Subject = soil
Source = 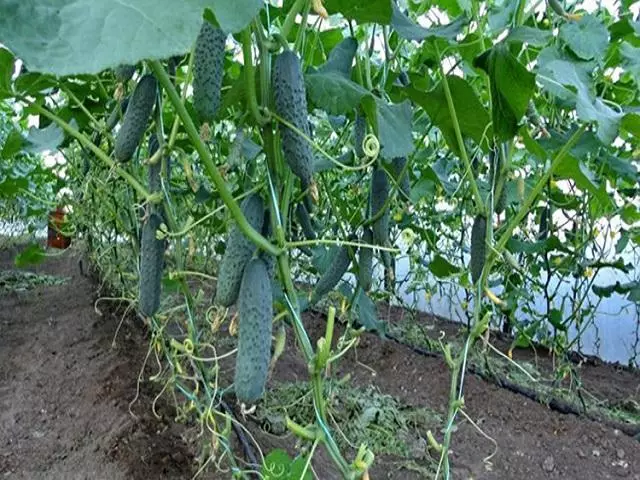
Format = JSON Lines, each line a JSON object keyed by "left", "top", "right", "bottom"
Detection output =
{"left": 0, "top": 246, "right": 639, "bottom": 480}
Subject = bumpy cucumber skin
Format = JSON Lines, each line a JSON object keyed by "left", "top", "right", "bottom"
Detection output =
{"left": 296, "top": 203, "right": 316, "bottom": 240}
{"left": 391, "top": 157, "right": 410, "bottom": 199}
{"left": 273, "top": 51, "right": 314, "bottom": 187}
{"left": 193, "top": 21, "right": 227, "bottom": 124}
{"left": 114, "top": 74, "right": 157, "bottom": 162}
{"left": 311, "top": 243, "right": 355, "bottom": 304}
{"left": 470, "top": 215, "right": 487, "bottom": 284}
{"left": 214, "top": 194, "right": 265, "bottom": 307}
{"left": 139, "top": 210, "right": 164, "bottom": 317}
{"left": 538, "top": 206, "right": 549, "bottom": 240}
{"left": 358, "top": 228, "right": 374, "bottom": 292}
{"left": 353, "top": 112, "right": 365, "bottom": 158}
{"left": 234, "top": 258, "right": 273, "bottom": 404}
{"left": 114, "top": 64, "right": 135, "bottom": 83}
{"left": 370, "top": 168, "right": 390, "bottom": 245}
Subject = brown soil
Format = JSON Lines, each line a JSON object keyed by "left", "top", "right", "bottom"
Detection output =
{"left": 0, "top": 247, "right": 639, "bottom": 480}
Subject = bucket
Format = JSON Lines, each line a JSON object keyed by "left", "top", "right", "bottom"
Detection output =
{"left": 47, "top": 207, "right": 71, "bottom": 249}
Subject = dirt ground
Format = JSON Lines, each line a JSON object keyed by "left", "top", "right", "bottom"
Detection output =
{"left": 0, "top": 246, "right": 638, "bottom": 479}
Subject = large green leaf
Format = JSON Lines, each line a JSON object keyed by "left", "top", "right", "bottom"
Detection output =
{"left": 620, "top": 42, "right": 640, "bottom": 86}
{"left": 0, "top": 0, "right": 262, "bottom": 76}
{"left": 323, "top": 0, "right": 392, "bottom": 24}
{"left": 1, "top": 128, "right": 24, "bottom": 159}
{"left": 391, "top": 3, "right": 467, "bottom": 42}
{"left": 405, "top": 76, "right": 491, "bottom": 155}
{"left": 305, "top": 72, "right": 370, "bottom": 115}
{"left": 24, "top": 122, "right": 65, "bottom": 153}
{"left": 559, "top": 14, "right": 609, "bottom": 62}
{"left": 0, "top": 47, "right": 14, "bottom": 98}
{"left": 506, "top": 26, "right": 553, "bottom": 47}
{"left": 593, "top": 281, "right": 640, "bottom": 303}
{"left": 429, "top": 254, "right": 461, "bottom": 278}
{"left": 317, "top": 37, "right": 358, "bottom": 77}
{"left": 374, "top": 99, "right": 414, "bottom": 159}
{"left": 474, "top": 43, "right": 535, "bottom": 141}
{"left": 537, "top": 47, "right": 621, "bottom": 143}
{"left": 554, "top": 155, "right": 613, "bottom": 209}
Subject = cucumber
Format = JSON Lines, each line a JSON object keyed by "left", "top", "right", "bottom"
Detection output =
{"left": 114, "top": 74, "right": 157, "bottom": 162}
{"left": 391, "top": 157, "right": 410, "bottom": 199}
{"left": 193, "top": 21, "right": 227, "bottom": 124}
{"left": 311, "top": 242, "right": 355, "bottom": 304}
{"left": 358, "top": 228, "right": 374, "bottom": 292}
{"left": 538, "top": 205, "right": 550, "bottom": 240}
{"left": 370, "top": 167, "right": 390, "bottom": 245}
{"left": 114, "top": 64, "right": 135, "bottom": 83}
{"left": 139, "top": 211, "right": 164, "bottom": 317}
{"left": 495, "top": 189, "right": 506, "bottom": 214}
{"left": 295, "top": 203, "right": 316, "bottom": 240}
{"left": 214, "top": 194, "right": 265, "bottom": 307}
{"left": 234, "top": 258, "right": 273, "bottom": 404}
{"left": 470, "top": 214, "right": 487, "bottom": 284}
{"left": 353, "top": 111, "right": 365, "bottom": 158}
{"left": 273, "top": 50, "right": 314, "bottom": 187}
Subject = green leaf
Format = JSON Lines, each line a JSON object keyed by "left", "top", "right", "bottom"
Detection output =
{"left": 405, "top": 77, "right": 491, "bottom": 155}
{"left": 374, "top": 99, "right": 414, "bottom": 160}
{"left": 323, "top": 0, "right": 393, "bottom": 25}
{"left": 353, "top": 290, "right": 386, "bottom": 333}
{"left": 506, "top": 26, "right": 553, "bottom": 47}
{"left": 1, "top": 128, "right": 25, "bottom": 159}
{"left": 318, "top": 37, "right": 358, "bottom": 77}
{"left": 15, "top": 243, "right": 46, "bottom": 268}
{"left": 24, "top": 122, "right": 65, "bottom": 153}
{"left": 391, "top": 3, "right": 467, "bottom": 42}
{"left": 592, "top": 281, "right": 640, "bottom": 303}
{"left": 429, "top": 254, "right": 461, "bottom": 278}
{"left": 305, "top": 72, "right": 370, "bottom": 115}
{"left": 474, "top": 43, "right": 535, "bottom": 141}
{"left": 0, "top": 0, "right": 261, "bottom": 76}
{"left": 261, "top": 449, "right": 312, "bottom": 480}
{"left": 0, "top": 47, "right": 14, "bottom": 97}
{"left": 554, "top": 155, "right": 613, "bottom": 209}
{"left": 621, "top": 113, "right": 640, "bottom": 139}
{"left": 208, "top": 0, "right": 263, "bottom": 34}
{"left": 575, "top": 93, "right": 622, "bottom": 144}
{"left": 559, "top": 14, "right": 609, "bottom": 61}
{"left": 548, "top": 309, "right": 566, "bottom": 331}
{"left": 620, "top": 42, "right": 640, "bottom": 86}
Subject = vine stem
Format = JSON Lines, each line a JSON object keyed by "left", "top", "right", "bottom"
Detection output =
{"left": 27, "top": 101, "right": 153, "bottom": 202}
{"left": 241, "top": 28, "right": 268, "bottom": 125}
{"left": 287, "top": 238, "right": 399, "bottom": 252}
{"left": 148, "top": 60, "right": 280, "bottom": 257}
{"left": 281, "top": 0, "right": 308, "bottom": 40}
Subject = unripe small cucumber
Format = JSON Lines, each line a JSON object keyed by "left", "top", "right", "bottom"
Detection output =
{"left": 193, "top": 21, "right": 227, "bottom": 124}
{"left": 273, "top": 50, "right": 314, "bottom": 187}
{"left": 311, "top": 241, "right": 356, "bottom": 304}
{"left": 370, "top": 167, "right": 390, "bottom": 246}
{"left": 358, "top": 228, "right": 374, "bottom": 291}
{"left": 295, "top": 203, "right": 316, "bottom": 240}
{"left": 114, "top": 74, "right": 157, "bottom": 162}
{"left": 139, "top": 211, "right": 164, "bottom": 317}
{"left": 234, "top": 258, "right": 273, "bottom": 404}
{"left": 214, "top": 194, "right": 265, "bottom": 307}
{"left": 470, "top": 214, "right": 487, "bottom": 284}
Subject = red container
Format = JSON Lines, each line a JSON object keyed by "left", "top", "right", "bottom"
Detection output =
{"left": 47, "top": 207, "right": 71, "bottom": 249}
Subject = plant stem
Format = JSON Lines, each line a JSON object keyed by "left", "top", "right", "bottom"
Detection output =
{"left": 241, "top": 28, "right": 268, "bottom": 125}
{"left": 28, "top": 102, "right": 152, "bottom": 202}
{"left": 281, "top": 0, "right": 308, "bottom": 40}
{"left": 148, "top": 60, "right": 280, "bottom": 257}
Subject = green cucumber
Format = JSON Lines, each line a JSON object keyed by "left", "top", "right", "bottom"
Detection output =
{"left": 353, "top": 111, "right": 366, "bottom": 158}
{"left": 234, "top": 258, "right": 273, "bottom": 404}
{"left": 114, "top": 74, "right": 157, "bottom": 162}
{"left": 193, "top": 21, "right": 227, "bottom": 124}
{"left": 358, "top": 228, "right": 374, "bottom": 292}
{"left": 470, "top": 214, "right": 487, "bottom": 284}
{"left": 273, "top": 50, "right": 314, "bottom": 187}
{"left": 311, "top": 242, "right": 356, "bottom": 304}
{"left": 390, "top": 157, "right": 410, "bottom": 199}
{"left": 295, "top": 203, "right": 316, "bottom": 240}
{"left": 370, "top": 167, "right": 390, "bottom": 246}
{"left": 214, "top": 194, "right": 265, "bottom": 307}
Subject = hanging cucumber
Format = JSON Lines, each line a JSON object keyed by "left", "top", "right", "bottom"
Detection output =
{"left": 214, "top": 194, "right": 265, "bottom": 307}
{"left": 114, "top": 74, "right": 157, "bottom": 162}
{"left": 234, "top": 258, "right": 273, "bottom": 404}
{"left": 273, "top": 50, "right": 314, "bottom": 187}
{"left": 370, "top": 167, "right": 390, "bottom": 246}
{"left": 470, "top": 214, "right": 487, "bottom": 284}
{"left": 358, "top": 228, "right": 374, "bottom": 292}
{"left": 193, "top": 20, "right": 227, "bottom": 124}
